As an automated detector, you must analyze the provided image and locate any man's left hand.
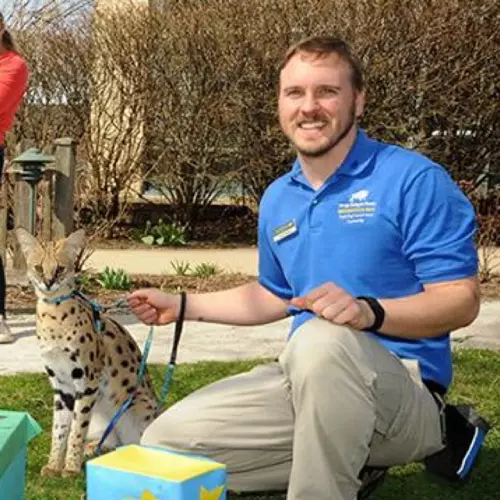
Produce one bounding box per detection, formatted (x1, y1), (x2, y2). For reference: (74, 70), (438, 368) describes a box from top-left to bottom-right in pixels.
(290, 282), (375, 330)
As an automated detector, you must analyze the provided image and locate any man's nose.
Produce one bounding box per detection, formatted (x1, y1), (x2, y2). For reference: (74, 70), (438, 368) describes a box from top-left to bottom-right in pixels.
(300, 93), (320, 114)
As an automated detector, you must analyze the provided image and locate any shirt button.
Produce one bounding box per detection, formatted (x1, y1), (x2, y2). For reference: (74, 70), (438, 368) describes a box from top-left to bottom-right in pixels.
(312, 199), (318, 205)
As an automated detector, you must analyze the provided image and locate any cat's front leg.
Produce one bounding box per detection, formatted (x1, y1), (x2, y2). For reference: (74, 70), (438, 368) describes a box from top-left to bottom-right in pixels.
(62, 375), (101, 476)
(41, 388), (74, 476)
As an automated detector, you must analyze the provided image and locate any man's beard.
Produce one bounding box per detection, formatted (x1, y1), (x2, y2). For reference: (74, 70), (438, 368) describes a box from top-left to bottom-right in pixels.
(295, 103), (357, 159)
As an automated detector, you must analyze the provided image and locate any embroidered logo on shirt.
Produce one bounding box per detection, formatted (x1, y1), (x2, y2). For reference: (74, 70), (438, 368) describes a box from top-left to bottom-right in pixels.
(349, 189), (370, 202)
(338, 190), (377, 224)
(273, 219), (298, 242)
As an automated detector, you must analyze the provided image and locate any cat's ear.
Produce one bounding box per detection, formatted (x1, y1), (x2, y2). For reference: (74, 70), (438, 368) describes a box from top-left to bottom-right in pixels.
(57, 229), (86, 263)
(14, 227), (42, 260)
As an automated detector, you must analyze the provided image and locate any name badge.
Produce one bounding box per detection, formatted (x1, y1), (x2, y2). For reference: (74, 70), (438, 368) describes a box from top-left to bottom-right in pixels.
(273, 219), (297, 242)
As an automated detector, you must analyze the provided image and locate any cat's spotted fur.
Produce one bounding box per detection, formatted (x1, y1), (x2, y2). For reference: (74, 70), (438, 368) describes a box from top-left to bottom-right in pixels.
(15, 228), (158, 477)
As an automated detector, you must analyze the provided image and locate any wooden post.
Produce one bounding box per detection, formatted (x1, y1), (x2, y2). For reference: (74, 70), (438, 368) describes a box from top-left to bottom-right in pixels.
(52, 138), (76, 239)
(41, 169), (54, 241)
(10, 140), (34, 271)
(12, 173), (31, 270)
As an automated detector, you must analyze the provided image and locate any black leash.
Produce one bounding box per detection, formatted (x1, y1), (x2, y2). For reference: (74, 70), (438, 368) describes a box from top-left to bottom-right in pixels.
(158, 291), (186, 405)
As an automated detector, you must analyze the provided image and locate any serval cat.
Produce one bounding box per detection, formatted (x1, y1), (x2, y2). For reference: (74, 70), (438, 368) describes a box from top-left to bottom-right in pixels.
(15, 228), (159, 477)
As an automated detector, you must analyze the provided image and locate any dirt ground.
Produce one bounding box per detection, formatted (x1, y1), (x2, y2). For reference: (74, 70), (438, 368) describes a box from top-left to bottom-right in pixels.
(6, 273), (256, 313)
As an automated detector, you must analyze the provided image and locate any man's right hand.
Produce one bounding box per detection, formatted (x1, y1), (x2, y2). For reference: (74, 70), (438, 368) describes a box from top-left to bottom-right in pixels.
(127, 289), (182, 325)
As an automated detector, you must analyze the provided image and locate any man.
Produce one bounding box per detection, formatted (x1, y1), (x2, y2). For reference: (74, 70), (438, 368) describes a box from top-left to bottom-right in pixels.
(0, 12), (29, 343)
(128, 36), (479, 499)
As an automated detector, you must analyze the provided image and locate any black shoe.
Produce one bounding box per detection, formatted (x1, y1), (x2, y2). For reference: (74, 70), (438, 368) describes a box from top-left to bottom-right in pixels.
(357, 466), (388, 499)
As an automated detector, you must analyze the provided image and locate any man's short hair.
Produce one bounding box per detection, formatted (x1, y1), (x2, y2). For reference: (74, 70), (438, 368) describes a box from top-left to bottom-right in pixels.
(278, 36), (364, 92)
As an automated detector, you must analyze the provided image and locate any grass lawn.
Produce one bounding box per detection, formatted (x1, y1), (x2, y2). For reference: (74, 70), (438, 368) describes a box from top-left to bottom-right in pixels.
(2, 350), (500, 500)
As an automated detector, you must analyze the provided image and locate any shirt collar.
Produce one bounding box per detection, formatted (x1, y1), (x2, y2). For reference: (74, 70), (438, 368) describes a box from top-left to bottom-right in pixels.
(289, 129), (380, 185)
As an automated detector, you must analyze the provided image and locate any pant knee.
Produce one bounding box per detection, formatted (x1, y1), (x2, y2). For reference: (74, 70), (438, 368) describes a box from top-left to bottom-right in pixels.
(140, 408), (189, 451)
(283, 320), (355, 373)
(140, 405), (220, 454)
(280, 319), (375, 391)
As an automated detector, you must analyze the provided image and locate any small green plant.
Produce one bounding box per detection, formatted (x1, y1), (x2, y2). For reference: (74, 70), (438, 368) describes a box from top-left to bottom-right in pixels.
(96, 267), (131, 290)
(170, 260), (192, 276)
(75, 272), (92, 291)
(191, 262), (220, 278)
(133, 219), (187, 247)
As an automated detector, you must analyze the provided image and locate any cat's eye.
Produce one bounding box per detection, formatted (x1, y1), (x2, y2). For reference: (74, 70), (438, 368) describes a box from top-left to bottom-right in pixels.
(55, 265), (66, 276)
(34, 264), (43, 275)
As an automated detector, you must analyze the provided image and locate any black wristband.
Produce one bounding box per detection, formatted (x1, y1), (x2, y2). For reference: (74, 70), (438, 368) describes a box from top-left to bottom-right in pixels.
(357, 296), (385, 331)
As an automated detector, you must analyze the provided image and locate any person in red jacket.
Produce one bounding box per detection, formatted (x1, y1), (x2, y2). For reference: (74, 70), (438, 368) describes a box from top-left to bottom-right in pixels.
(0, 12), (29, 343)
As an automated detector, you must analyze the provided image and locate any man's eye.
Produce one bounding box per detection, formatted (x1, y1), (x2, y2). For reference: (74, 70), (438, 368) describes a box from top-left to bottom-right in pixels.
(319, 88), (338, 97)
(285, 89), (302, 98)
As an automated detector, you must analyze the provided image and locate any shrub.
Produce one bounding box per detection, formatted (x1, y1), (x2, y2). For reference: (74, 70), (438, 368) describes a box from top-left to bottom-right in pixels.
(170, 260), (191, 276)
(191, 262), (220, 278)
(96, 267), (131, 291)
(9, 0), (497, 236)
(133, 219), (187, 247)
(75, 272), (92, 292)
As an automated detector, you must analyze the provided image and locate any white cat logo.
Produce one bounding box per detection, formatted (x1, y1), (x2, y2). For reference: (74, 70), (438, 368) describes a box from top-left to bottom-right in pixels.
(349, 189), (369, 203)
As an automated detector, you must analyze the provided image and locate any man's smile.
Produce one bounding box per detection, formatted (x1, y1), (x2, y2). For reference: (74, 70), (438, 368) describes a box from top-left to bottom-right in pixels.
(298, 121), (327, 130)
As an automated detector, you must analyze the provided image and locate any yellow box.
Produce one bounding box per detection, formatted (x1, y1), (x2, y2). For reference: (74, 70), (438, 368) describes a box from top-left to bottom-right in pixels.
(86, 445), (226, 500)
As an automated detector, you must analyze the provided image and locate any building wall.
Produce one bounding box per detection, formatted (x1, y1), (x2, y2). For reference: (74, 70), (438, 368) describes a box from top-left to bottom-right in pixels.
(91, 0), (149, 200)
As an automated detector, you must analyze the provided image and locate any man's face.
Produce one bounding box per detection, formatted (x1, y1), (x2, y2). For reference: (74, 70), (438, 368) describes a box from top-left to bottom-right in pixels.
(278, 52), (365, 158)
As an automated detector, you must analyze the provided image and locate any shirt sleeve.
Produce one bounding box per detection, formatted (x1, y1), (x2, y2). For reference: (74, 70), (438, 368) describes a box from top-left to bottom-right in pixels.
(257, 209), (293, 299)
(400, 165), (478, 283)
(0, 57), (29, 115)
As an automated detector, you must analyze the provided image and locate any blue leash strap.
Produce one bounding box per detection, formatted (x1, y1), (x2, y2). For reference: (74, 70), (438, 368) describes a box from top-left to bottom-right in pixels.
(42, 290), (128, 333)
(73, 291), (127, 332)
(95, 291), (187, 455)
(157, 363), (175, 417)
(94, 325), (154, 455)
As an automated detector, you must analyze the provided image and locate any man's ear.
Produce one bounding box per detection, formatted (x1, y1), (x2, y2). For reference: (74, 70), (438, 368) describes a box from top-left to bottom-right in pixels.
(355, 89), (366, 120)
(14, 227), (41, 261)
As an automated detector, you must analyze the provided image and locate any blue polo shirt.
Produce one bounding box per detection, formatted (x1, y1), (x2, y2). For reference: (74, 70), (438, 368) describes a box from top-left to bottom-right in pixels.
(258, 130), (478, 390)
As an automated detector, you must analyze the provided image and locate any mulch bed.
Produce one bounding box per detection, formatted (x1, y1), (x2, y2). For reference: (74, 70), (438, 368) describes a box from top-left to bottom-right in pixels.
(6, 272), (500, 314)
(6, 273), (256, 313)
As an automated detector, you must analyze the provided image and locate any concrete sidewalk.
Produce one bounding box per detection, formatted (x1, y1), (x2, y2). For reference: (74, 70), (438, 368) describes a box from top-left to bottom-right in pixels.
(1, 301), (500, 375)
(0, 315), (290, 375)
(86, 247), (258, 276)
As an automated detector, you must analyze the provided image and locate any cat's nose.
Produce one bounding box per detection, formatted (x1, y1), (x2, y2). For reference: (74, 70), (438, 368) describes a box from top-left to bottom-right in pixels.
(44, 277), (57, 290)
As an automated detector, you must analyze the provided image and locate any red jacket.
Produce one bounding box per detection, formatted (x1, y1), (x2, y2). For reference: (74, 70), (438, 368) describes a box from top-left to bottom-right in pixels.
(0, 50), (29, 146)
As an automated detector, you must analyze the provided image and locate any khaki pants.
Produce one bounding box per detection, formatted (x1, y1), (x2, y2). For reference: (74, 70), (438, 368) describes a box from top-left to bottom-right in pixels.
(141, 318), (444, 499)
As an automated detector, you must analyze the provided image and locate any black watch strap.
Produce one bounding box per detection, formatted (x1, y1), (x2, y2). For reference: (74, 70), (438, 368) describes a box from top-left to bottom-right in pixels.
(357, 296), (385, 332)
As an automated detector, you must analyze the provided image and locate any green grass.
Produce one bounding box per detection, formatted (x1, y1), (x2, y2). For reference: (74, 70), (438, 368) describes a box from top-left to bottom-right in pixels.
(2, 351), (500, 500)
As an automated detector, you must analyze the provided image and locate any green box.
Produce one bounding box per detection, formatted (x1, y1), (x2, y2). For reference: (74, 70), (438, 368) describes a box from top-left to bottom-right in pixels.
(0, 411), (42, 500)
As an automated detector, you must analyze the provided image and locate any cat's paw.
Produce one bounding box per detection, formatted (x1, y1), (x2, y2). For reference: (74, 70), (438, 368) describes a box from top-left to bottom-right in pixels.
(84, 440), (99, 458)
(62, 467), (81, 478)
(41, 465), (62, 477)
